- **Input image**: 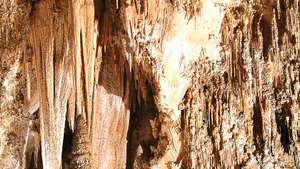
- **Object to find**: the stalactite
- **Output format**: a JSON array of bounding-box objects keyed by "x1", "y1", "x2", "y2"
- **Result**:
[
  {"x1": 178, "y1": 1, "x2": 300, "y2": 168},
  {"x1": 0, "y1": 0, "x2": 299, "y2": 168},
  {"x1": 28, "y1": 0, "x2": 73, "y2": 168}
]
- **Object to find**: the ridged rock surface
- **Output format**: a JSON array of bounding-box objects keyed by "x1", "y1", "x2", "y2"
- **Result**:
[{"x1": 0, "y1": 0, "x2": 299, "y2": 169}]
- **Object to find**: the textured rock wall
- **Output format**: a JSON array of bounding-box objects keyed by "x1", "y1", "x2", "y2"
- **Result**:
[
  {"x1": 181, "y1": 1, "x2": 300, "y2": 168},
  {"x1": 0, "y1": 0, "x2": 299, "y2": 169},
  {"x1": 0, "y1": 0, "x2": 33, "y2": 168}
]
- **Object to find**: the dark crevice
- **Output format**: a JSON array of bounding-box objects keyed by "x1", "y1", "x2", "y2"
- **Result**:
[
  {"x1": 28, "y1": 150, "x2": 43, "y2": 169},
  {"x1": 275, "y1": 103, "x2": 293, "y2": 153},
  {"x1": 289, "y1": 33, "x2": 297, "y2": 45},
  {"x1": 126, "y1": 108, "x2": 137, "y2": 168},
  {"x1": 260, "y1": 16, "x2": 272, "y2": 61},
  {"x1": 252, "y1": 96, "x2": 265, "y2": 156},
  {"x1": 251, "y1": 12, "x2": 261, "y2": 43},
  {"x1": 62, "y1": 117, "x2": 74, "y2": 168},
  {"x1": 126, "y1": 79, "x2": 159, "y2": 169},
  {"x1": 94, "y1": 0, "x2": 111, "y2": 46},
  {"x1": 275, "y1": 0, "x2": 287, "y2": 47}
]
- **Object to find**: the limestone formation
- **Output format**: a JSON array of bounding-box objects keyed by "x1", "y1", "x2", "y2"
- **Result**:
[{"x1": 0, "y1": 0, "x2": 299, "y2": 168}]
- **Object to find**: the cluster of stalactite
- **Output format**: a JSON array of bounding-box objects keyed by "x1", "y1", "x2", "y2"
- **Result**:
[
  {"x1": 1, "y1": 0, "x2": 167, "y2": 168},
  {"x1": 0, "y1": 0, "x2": 299, "y2": 168},
  {"x1": 181, "y1": 0, "x2": 300, "y2": 168},
  {"x1": 25, "y1": 0, "x2": 162, "y2": 168}
]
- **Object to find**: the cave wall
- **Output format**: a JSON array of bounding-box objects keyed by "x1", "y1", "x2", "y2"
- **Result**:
[
  {"x1": 0, "y1": 0, "x2": 299, "y2": 169},
  {"x1": 180, "y1": 1, "x2": 300, "y2": 168}
]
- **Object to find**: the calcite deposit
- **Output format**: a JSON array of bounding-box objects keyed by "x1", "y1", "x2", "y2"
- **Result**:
[{"x1": 0, "y1": 0, "x2": 299, "y2": 168}]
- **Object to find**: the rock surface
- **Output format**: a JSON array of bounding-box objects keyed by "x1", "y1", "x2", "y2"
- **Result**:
[{"x1": 0, "y1": 0, "x2": 299, "y2": 168}]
